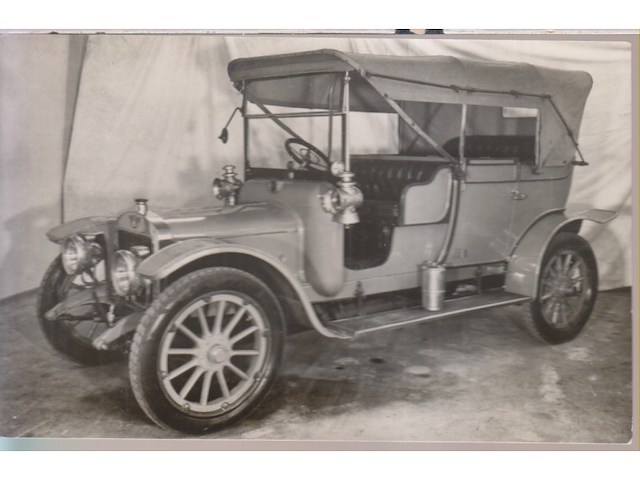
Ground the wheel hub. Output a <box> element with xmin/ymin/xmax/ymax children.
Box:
<box><xmin>199</xmin><ymin>334</ymin><xmax>232</xmax><ymax>367</ymax></box>
<box><xmin>207</xmin><ymin>345</ymin><xmax>229</xmax><ymax>364</ymax></box>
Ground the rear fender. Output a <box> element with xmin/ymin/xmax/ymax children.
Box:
<box><xmin>505</xmin><ymin>209</ymin><xmax>617</xmax><ymax>297</ymax></box>
<box><xmin>137</xmin><ymin>239</ymin><xmax>351</xmax><ymax>339</ymax></box>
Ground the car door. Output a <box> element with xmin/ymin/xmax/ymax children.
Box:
<box><xmin>446</xmin><ymin>159</ymin><xmax>518</xmax><ymax>266</ymax></box>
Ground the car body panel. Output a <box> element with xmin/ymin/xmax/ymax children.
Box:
<box><xmin>239</xmin><ymin>178</ymin><xmax>345</xmax><ymax>296</ymax></box>
<box><xmin>447</xmin><ymin>162</ymin><xmax>518</xmax><ymax>265</ymax></box>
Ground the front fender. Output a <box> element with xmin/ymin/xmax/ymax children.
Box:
<box><xmin>47</xmin><ymin>216</ymin><xmax>115</xmax><ymax>243</ymax></box>
<box><xmin>506</xmin><ymin>209</ymin><xmax>616</xmax><ymax>297</ymax></box>
<box><xmin>137</xmin><ymin>238</ymin><xmax>352</xmax><ymax>340</ymax></box>
<box><xmin>137</xmin><ymin>238</ymin><xmax>267</xmax><ymax>281</ymax></box>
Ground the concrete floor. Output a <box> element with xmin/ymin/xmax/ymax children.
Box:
<box><xmin>0</xmin><ymin>288</ymin><xmax>633</xmax><ymax>445</ymax></box>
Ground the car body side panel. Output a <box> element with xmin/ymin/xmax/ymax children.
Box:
<box><xmin>509</xmin><ymin>166</ymin><xmax>573</xmax><ymax>246</ymax></box>
<box><xmin>305</xmin><ymin>223</ymin><xmax>448</xmax><ymax>301</ymax></box>
<box><xmin>239</xmin><ymin>178</ymin><xmax>345</xmax><ymax>297</ymax></box>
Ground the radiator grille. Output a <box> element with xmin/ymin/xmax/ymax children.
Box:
<box><xmin>118</xmin><ymin>230</ymin><xmax>153</xmax><ymax>252</ymax></box>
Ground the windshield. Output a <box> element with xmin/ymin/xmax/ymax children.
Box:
<box><xmin>244</xmin><ymin>103</ymin><xmax>399</xmax><ymax>170</ymax></box>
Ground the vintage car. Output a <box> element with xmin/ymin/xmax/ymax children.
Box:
<box><xmin>38</xmin><ymin>49</ymin><xmax>616</xmax><ymax>434</ymax></box>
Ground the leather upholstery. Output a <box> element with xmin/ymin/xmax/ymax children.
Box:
<box><xmin>351</xmin><ymin>159</ymin><xmax>445</xmax><ymax>202</ymax></box>
<box><xmin>443</xmin><ymin>135</ymin><xmax>536</xmax><ymax>163</ymax></box>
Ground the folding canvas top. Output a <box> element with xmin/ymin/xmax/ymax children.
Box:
<box><xmin>229</xmin><ymin>49</ymin><xmax>589</xmax><ymax>98</ymax></box>
<box><xmin>229</xmin><ymin>49</ymin><xmax>594</xmax><ymax>166</ymax></box>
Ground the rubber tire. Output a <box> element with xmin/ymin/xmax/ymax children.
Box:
<box><xmin>36</xmin><ymin>256</ymin><xmax>122</xmax><ymax>365</ymax></box>
<box><xmin>129</xmin><ymin>267</ymin><xmax>285</xmax><ymax>434</ymax></box>
<box><xmin>525</xmin><ymin>232</ymin><xmax>598</xmax><ymax>344</ymax></box>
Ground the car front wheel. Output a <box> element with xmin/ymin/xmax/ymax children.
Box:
<box><xmin>129</xmin><ymin>267</ymin><xmax>285</xmax><ymax>434</ymax></box>
<box><xmin>37</xmin><ymin>256</ymin><xmax>123</xmax><ymax>365</ymax></box>
<box><xmin>526</xmin><ymin>232</ymin><xmax>598</xmax><ymax>344</ymax></box>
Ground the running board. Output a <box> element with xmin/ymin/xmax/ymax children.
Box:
<box><xmin>329</xmin><ymin>291</ymin><xmax>531</xmax><ymax>338</ymax></box>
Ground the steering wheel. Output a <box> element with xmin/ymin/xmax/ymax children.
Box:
<box><xmin>284</xmin><ymin>138</ymin><xmax>330</xmax><ymax>171</ymax></box>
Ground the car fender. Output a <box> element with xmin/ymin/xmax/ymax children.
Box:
<box><xmin>137</xmin><ymin>238</ymin><xmax>351</xmax><ymax>340</ymax></box>
<box><xmin>505</xmin><ymin>209</ymin><xmax>617</xmax><ymax>297</ymax></box>
<box><xmin>46</xmin><ymin>216</ymin><xmax>116</xmax><ymax>243</ymax></box>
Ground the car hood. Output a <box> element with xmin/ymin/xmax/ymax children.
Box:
<box><xmin>121</xmin><ymin>202</ymin><xmax>301</xmax><ymax>243</ymax></box>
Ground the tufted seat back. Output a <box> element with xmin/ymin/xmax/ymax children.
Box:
<box><xmin>443</xmin><ymin>135</ymin><xmax>536</xmax><ymax>163</ymax></box>
<box><xmin>351</xmin><ymin>159</ymin><xmax>445</xmax><ymax>202</ymax></box>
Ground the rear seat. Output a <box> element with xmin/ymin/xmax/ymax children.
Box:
<box><xmin>352</xmin><ymin>157</ymin><xmax>444</xmax><ymax>202</ymax></box>
<box><xmin>443</xmin><ymin>135</ymin><xmax>536</xmax><ymax>163</ymax></box>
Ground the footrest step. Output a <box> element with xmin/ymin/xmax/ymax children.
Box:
<box><xmin>330</xmin><ymin>291</ymin><xmax>530</xmax><ymax>337</ymax></box>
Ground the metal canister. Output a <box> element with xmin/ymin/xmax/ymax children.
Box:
<box><xmin>421</xmin><ymin>263</ymin><xmax>446</xmax><ymax>311</ymax></box>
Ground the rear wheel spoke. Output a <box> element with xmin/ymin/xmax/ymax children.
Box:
<box><xmin>540</xmin><ymin>292</ymin><xmax>553</xmax><ymax>302</ymax></box>
<box><xmin>551</xmin><ymin>256</ymin><xmax>563</xmax><ymax>276</ymax></box>
<box><xmin>543</xmin><ymin>299</ymin><xmax>555</xmax><ymax>318</ymax></box>
<box><xmin>557</xmin><ymin>302</ymin><xmax>568</xmax><ymax>327</ymax></box>
<box><xmin>562</xmin><ymin>298</ymin><xmax>577</xmax><ymax>318</ymax></box>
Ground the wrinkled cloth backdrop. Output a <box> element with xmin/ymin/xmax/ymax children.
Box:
<box><xmin>0</xmin><ymin>36</ymin><xmax>632</xmax><ymax>298</ymax></box>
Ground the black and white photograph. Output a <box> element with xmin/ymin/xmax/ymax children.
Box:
<box><xmin>0</xmin><ymin>31</ymin><xmax>636</xmax><ymax>448</ymax></box>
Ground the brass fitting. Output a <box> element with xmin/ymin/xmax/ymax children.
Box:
<box><xmin>212</xmin><ymin>165</ymin><xmax>243</xmax><ymax>206</ymax></box>
<box><xmin>320</xmin><ymin>171</ymin><xmax>363</xmax><ymax>225</ymax></box>
<box><xmin>135</xmin><ymin>198</ymin><xmax>148</xmax><ymax>216</ymax></box>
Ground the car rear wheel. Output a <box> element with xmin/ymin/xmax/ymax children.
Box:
<box><xmin>525</xmin><ymin>232</ymin><xmax>598</xmax><ymax>344</ymax></box>
<box><xmin>129</xmin><ymin>267</ymin><xmax>285</xmax><ymax>434</ymax></box>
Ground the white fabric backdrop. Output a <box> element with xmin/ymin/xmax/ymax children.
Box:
<box><xmin>64</xmin><ymin>36</ymin><xmax>633</xmax><ymax>289</ymax></box>
<box><xmin>0</xmin><ymin>35</ymin><xmax>84</xmax><ymax>299</ymax></box>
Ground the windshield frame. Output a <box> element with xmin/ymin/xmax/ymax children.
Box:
<box><xmin>240</xmin><ymin>71</ymin><xmax>352</xmax><ymax>175</ymax></box>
